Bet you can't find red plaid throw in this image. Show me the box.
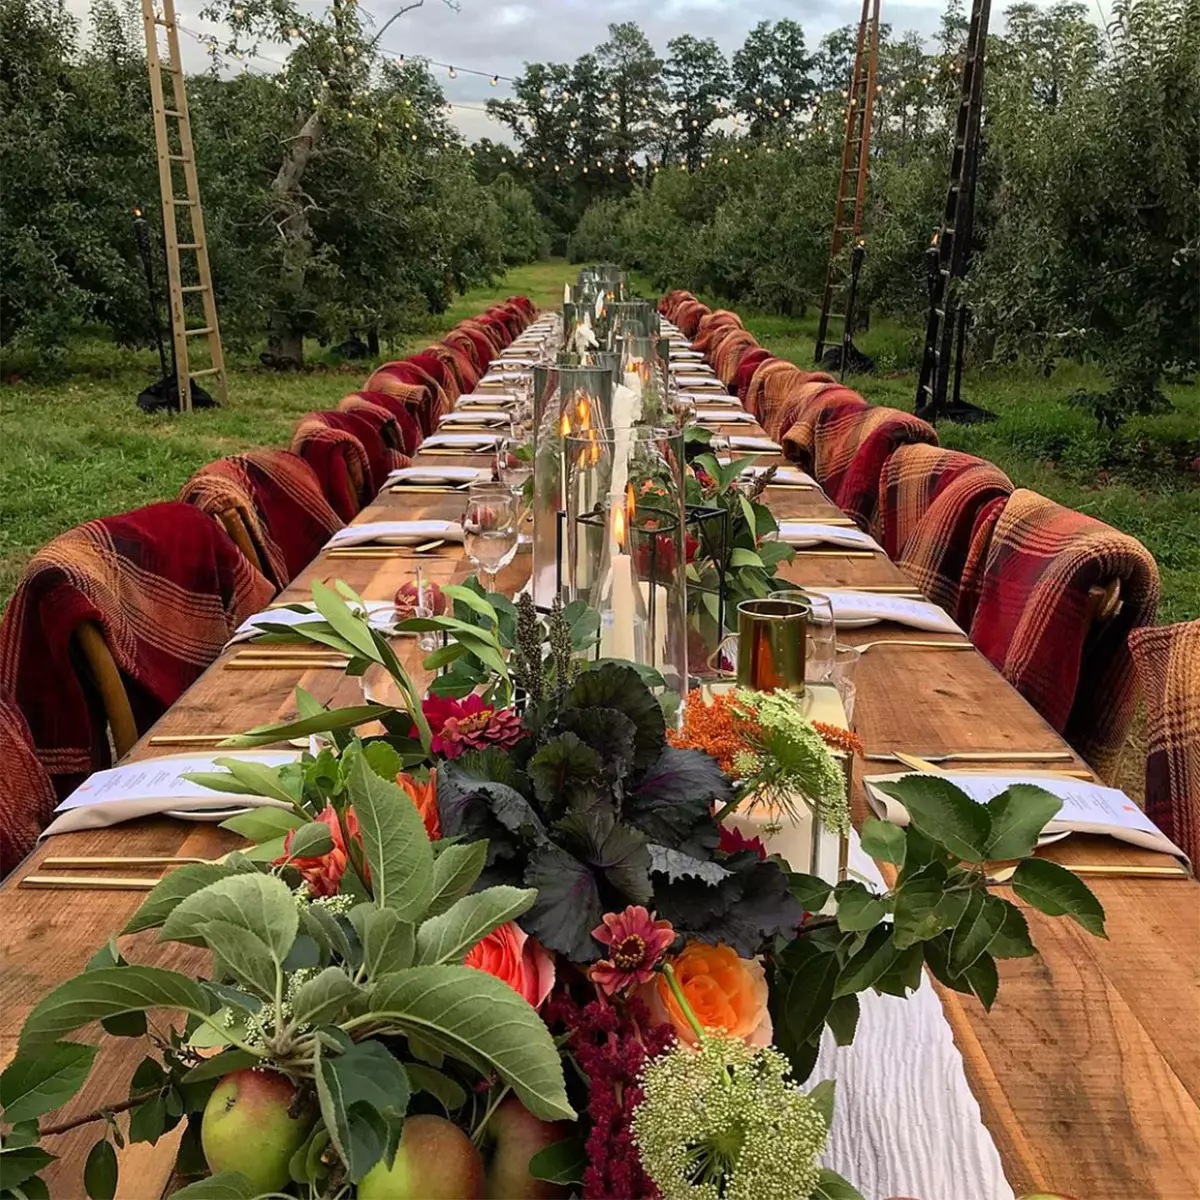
[342,389,423,457]
[875,444,1013,559]
[363,360,449,434]
[894,461,1013,627]
[179,450,344,590]
[0,502,272,796]
[430,342,480,396]
[0,690,58,875]
[291,417,372,520]
[733,348,774,403]
[676,300,709,338]
[693,311,744,355]
[1130,620,1200,862]
[971,489,1161,776]
[779,389,869,464]
[711,330,762,387]
[335,395,416,466]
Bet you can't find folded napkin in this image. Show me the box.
[696,408,756,424]
[439,410,511,428]
[684,392,741,407]
[674,370,718,382]
[718,459,817,487]
[456,392,516,409]
[727,435,783,453]
[228,600,398,646]
[670,350,704,360]
[387,464,487,486]
[492,356,538,367]
[777,523,882,551]
[42,751,299,836]
[326,520,464,548]
[805,589,965,634]
[419,431,501,452]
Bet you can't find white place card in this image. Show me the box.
[805,590,964,634]
[777,523,882,551]
[388,464,487,485]
[419,431,502,451]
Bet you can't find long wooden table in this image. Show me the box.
[2,357,1198,1199]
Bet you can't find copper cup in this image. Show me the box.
[736,598,810,694]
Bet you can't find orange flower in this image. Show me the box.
[464,921,556,1009]
[274,804,364,898]
[642,942,771,1047]
[668,689,760,775]
[396,770,440,840]
[812,721,863,757]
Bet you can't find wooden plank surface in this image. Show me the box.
[2,361,1198,1200]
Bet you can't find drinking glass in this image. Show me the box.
[462,483,519,590]
[497,436,534,544]
[832,645,861,724]
[769,589,837,682]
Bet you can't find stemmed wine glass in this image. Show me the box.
[497,436,534,544]
[462,482,519,592]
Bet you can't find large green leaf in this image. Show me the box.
[892,864,964,949]
[810,1166,866,1199]
[222,704,396,749]
[873,776,992,862]
[366,966,574,1121]
[311,579,383,662]
[291,968,363,1026]
[122,859,255,935]
[415,886,537,965]
[833,926,897,998]
[859,817,907,867]
[351,907,415,980]
[167,1172,261,1199]
[984,785,1062,860]
[348,752,434,919]
[405,1064,467,1115]
[219,808,305,843]
[425,841,489,917]
[20,967,213,1046]
[84,1138,118,1200]
[988,900,1037,959]
[315,1037,410,1182]
[0,1041,98,1123]
[1011,857,1107,937]
[562,662,665,770]
[834,881,889,932]
[160,873,299,963]
[203,921,279,1001]
[949,891,1008,974]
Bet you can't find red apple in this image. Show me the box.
[484,1095,573,1200]
[358,1115,484,1199]
[394,578,447,618]
[201,1068,313,1193]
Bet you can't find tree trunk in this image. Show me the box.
[264,106,323,369]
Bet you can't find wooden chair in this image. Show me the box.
[74,621,138,758]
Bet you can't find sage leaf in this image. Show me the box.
[1011,857,1107,937]
[311,579,383,662]
[0,1042,98,1124]
[122,861,253,936]
[352,907,415,979]
[368,965,574,1121]
[203,921,281,1000]
[425,841,488,916]
[287,822,335,859]
[20,967,212,1046]
[160,873,299,964]
[415,886,537,965]
[985,785,1062,860]
[219,808,304,843]
[349,752,434,919]
[291,968,362,1026]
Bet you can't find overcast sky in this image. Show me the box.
[71,0,1073,143]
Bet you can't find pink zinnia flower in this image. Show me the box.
[588,906,676,996]
[421,693,524,759]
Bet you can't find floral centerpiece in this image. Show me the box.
[0,584,1109,1200]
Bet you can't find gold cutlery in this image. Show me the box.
[328,538,447,556]
[816,585,923,594]
[987,861,1190,883]
[791,549,878,558]
[149,733,244,746]
[22,875,165,891]
[765,482,818,491]
[389,484,470,495]
[233,647,351,660]
[419,448,493,456]
[852,639,974,654]
[224,658,350,671]
[866,750,1075,764]
[43,855,218,869]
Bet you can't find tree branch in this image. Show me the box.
[39,1089,162,1138]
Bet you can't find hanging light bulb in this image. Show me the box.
[755,95,763,106]
[448,66,457,78]
[490,74,499,86]
[501,155,508,163]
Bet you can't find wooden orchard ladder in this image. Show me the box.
[140,0,227,411]
[813,0,880,366]
[914,0,992,423]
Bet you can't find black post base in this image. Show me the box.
[915,398,997,425]
[137,375,219,414]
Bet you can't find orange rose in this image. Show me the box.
[396,770,440,840]
[644,941,772,1047]
[464,921,555,1010]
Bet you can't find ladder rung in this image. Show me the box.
[180,284,209,293]
[163,109,183,118]
[168,154,192,163]
[185,326,214,337]
[189,367,222,378]
[167,198,198,206]
[177,243,201,250]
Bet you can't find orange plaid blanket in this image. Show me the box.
[0,503,272,795]
[971,489,1161,776]
[1130,620,1200,863]
[1,690,58,875]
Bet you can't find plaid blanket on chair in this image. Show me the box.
[971,489,1161,777]
[430,342,481,395]
[1,690,58,875]
[693,311,745,356]
[342,389,423,457]
[779,389,869,464]
[896,471,1012,627]
[179,450,344,591]
[711,330,762,387]
[0,502,272,796]
[291,417,372,520]
[320,407,409,495]
[1130,620,1200,863]
[732,348,774,403]
[675,300,710,338]
[363,362,447,435]
[875,445,1013,559]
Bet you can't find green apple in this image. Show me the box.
[201,1067,313,1193]
[358,1115,485,1200]
[484,1095,574,1200]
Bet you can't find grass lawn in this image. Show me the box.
[0,262,568,606]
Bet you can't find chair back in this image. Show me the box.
[971,489,1161,776]
[0,502,272,796]
[291,417,371,520]
[0,690,59,876]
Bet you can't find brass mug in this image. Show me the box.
[736,598,810,694]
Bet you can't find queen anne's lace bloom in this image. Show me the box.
[632,1037,829,1200]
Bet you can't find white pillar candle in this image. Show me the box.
[602,553,638,661]
[563,282,571,304]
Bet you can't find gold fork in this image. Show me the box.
[852,639,974,654]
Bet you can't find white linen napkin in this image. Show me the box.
[669,349,704,359]
[387,464,487,486]
[227,600,399,646]
[455,392,516,409]
[479,371,527,386]
[683,392,740,406]
[695,408,756,424]
[674,372,720,385]
[727,435,782,452]
[777,523,882,551]
[805,589,965,634]
[718,459,817,487]
[439,410,511,428]
[419,431,501,452]
[41,751,300,836]
[326,520,464,547]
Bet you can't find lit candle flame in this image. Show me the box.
[613,500,626,550]
[560,411,571,437]
[626,482,637,521]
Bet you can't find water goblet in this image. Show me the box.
[462,482,519,592]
